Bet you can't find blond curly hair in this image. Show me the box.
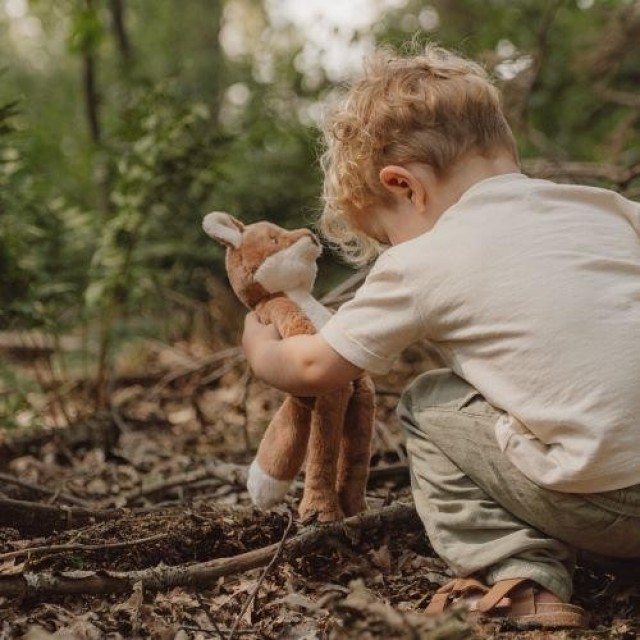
[319,44,518,265]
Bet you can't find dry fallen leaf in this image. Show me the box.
[114,580,144,619]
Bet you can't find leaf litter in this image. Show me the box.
[0,340,638,639]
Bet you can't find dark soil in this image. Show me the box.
[1,341,639,639]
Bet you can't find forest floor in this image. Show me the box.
[0,338,639,639]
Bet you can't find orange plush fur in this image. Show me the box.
[203,212,375,521]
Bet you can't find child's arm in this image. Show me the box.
[243,312,362,396]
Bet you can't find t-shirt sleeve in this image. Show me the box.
[320,252,424,375]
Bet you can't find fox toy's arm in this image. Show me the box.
[255,297,316,339]
[243,311,362,396]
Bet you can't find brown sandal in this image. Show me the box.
[425,577,589,629]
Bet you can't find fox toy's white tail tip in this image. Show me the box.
[247,460,292,509]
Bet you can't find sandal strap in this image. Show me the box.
[476,577,529,613]
[427,577,588,628]
[425,577,490,614]
[425,591,451,614]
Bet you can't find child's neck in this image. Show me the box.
[378,153,520,245]
[431,152,520,224]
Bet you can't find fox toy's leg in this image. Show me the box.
[337,374,375,517]
[247,396,312,509]
[298,389,351,522]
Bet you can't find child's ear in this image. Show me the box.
[379,165,427,210]
[202,211,244,249]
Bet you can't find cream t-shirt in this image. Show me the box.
[321,173,640,493]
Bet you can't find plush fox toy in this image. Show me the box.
[203,212,375,521]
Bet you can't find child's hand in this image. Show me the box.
[242,311,280,366]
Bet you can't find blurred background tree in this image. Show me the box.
[1,0,639,421]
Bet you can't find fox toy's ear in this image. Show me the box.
[202,211,244,249]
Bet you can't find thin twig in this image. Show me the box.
[523,159,640,185]
[154,347,243,391]
[227,509,294,640]
[320,268,369,307]
[201,358,242,385]
[196,592,226,640]
[0,532,168,562]
[20,332,63,429]
[596,84,640,110]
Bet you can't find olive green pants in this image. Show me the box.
[397,369,640,602]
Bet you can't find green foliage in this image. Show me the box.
[86,84,222,311]
[68,3,104,55]
[1,0,639,405]
[379,0,640,163]
[0,100,92,330]
[0,360,34,430]
[0,100,25,315]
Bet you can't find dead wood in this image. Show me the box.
[0,472,91,508]
[523,158,640,187]
[115,461,406,507]
[596,85,640,110]
[0,502,420,599]
[320,269,369,307]
[0,461,407,537]
[115,462,409,506]
[0,332,83,358]
[368,463,409,484]
[0,532,168,562]
[0,497,125,535]
[154,346,243,390]
[113,461,248,506]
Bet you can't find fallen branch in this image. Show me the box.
[0,532,168,562]
[596,85,640,110]
[523,158,640,186]
[368,463,409,484]
[320,269,369,307]
[154,346,243,391]
[0,332,83,358]
[0,471,91,508]
[0,502,420,598]
[0,497,125,535]
[116,460,406,507]
[113,461,248,507]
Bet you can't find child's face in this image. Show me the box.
[347,162,445,247]
[353,194,433,247]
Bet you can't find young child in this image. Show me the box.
[242,45,640,629]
